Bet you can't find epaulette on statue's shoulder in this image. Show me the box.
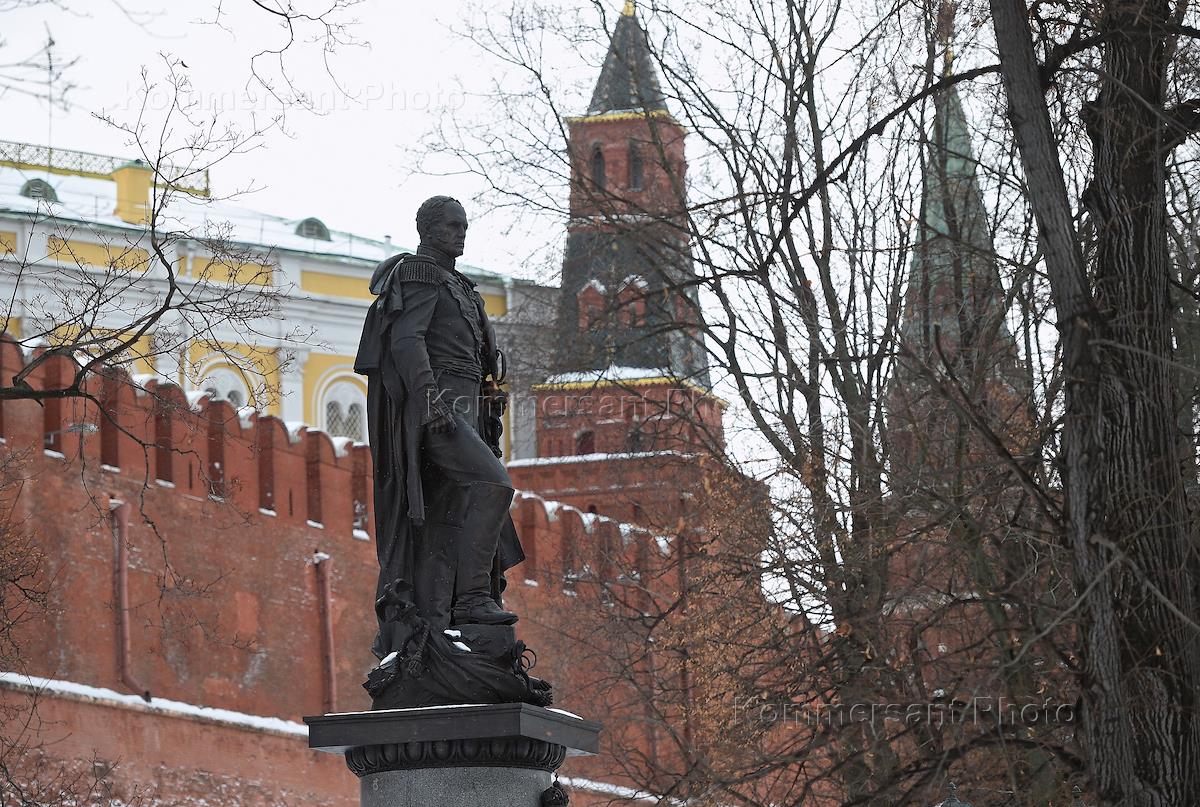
[395,256,444,285]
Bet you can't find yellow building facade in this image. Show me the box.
[0,140,539,455]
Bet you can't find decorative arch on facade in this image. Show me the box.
[319,376,367,442]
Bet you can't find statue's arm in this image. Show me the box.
[390,279,452,425]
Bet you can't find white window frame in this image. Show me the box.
[200,366,250,409]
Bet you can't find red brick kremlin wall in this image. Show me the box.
[0,340,673,806]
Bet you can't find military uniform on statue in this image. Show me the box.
[353,195,551,709]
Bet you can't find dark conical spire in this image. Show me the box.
[587,2,668,115]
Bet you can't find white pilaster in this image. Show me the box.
[278,347,309,425]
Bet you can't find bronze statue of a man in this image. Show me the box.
[354,196,525,666]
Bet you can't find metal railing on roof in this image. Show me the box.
[0,140,210,196]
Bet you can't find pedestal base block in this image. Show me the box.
[306,704,600,807]
[361,766,551,807]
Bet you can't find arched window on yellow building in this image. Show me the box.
[322,379,367,442]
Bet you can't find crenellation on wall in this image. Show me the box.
[0,338,372,546]
[0,340,672,588]
[304,427,348,530]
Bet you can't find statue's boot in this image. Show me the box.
[451,480,518,627]
[413,521,456,632]
[413,482,459,632]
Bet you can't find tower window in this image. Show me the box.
[627,426,644,452]
[628,142,644,190]
[590,145,606,191]
[576,430,595,455]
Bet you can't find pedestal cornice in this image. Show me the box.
[305,702,601,778]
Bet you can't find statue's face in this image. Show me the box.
[426,201,469,258]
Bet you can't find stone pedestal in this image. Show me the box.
[306,704,601,807]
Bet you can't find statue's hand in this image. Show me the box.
[422,396,458,435]
[426,409,458,434]
[482,380,509,416]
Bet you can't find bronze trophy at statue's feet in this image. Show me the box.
[354,196,550,710]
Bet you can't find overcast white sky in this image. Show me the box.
[2,0,601,281]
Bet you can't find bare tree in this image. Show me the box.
[420,0,1180,804]
[990,0,1200,803]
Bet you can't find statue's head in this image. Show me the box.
[415,195,468,258]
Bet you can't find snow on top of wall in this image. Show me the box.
[511,490,672,555]
[284,421,307,443]
[236,405,258,429]
[185,390,208,411]
[0,671,309,739]
[507,449,691,468]
[130,372,172,394]
[558,775,663,803]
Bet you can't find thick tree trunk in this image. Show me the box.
[990,0,1200,803]
[1082,3,1200,803]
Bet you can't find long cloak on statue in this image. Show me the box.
[354,252,524,659]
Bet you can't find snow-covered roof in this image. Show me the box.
[0,163,510,283]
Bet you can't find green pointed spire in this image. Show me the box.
[902,81,1011,359]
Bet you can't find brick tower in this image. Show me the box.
[511,0,724,531]
[553,0,707,385]
[879,60,1067,799]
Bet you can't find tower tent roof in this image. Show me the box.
[587,3,669,115]
[920,86,985,238]
[901,83,1011,357]
[886,82,1031,479]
